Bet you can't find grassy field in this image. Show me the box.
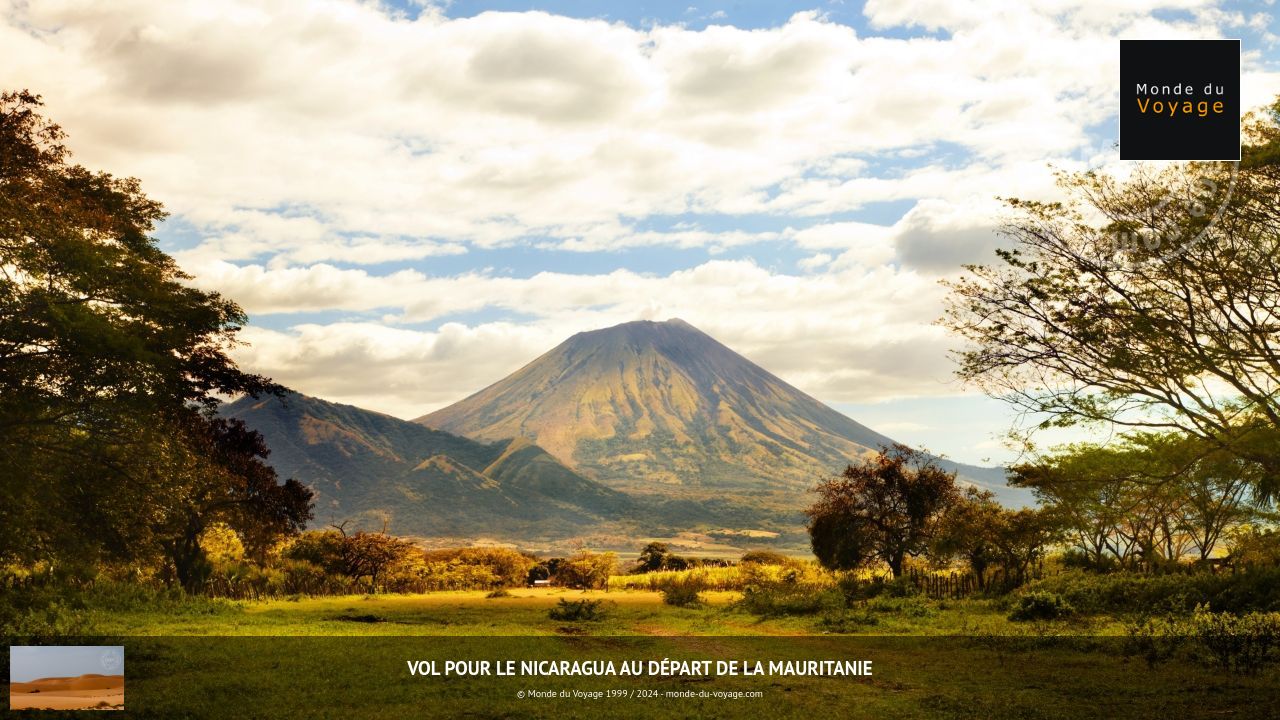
[6,588,1280,719]
[81,587,1123,637]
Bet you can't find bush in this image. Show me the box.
[1123,614,1187,668]
[818,608,879,632]
[740,550,793,566]
[737,584,843,617]
[1020,568,1280,615]
[882,575,921,598]
[867,595,934,618]
[485,588,511,599]
[658,573,708,607]
[1189,605,1280,675]
[1009,591,1074,621]
[548,598,608,622]
[1123,606,1280,675]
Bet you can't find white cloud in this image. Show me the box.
[5,0,1278,424]
[5,0,1271,260]
[212,257,952,417]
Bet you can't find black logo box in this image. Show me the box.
[1120,39,1240,161]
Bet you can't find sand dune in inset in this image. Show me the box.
[9,673,124,710]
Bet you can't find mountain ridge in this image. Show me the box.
[417,318,1025,506]
[222,392,634,539]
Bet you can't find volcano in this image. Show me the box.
[416,319,1021,508]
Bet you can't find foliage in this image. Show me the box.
[547,598,608,622]
[1008,591,1074,621]
[933,487,1054,590]
[1188,605,1280,674]
[635,542,675,572]
[555,551,617,590]
[1020,567,1280,615]
[657,572,708,607]
[739,550,794,566]
[942,106,1280,494]
[1123,613,1188,668]
[736,561,843,616]
[278,535,537,595]
[0,91,311,581]
[199,523,246,564]
[1228,525,1280,567]
[1012,433,1262,571]
[1125,606,1280,675]
[807,444,959,577]
[609,564,747,592]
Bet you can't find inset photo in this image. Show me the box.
[9,646,124,711]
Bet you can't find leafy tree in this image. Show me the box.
[0,90,311,575]
[942,99,1280,497]
[339,530,412,589]
[932,487,1004,589]
[806,445,959,578]
[1013,433,1264,569]
[557,551,617,589]
[990,508,1054,586]
[635,542,674,572]
[934,487,1054,588]
[158,416,313,589]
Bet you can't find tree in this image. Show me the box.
[0,90,311,573]
[1162,435,1260,561]
[158,417,313,589]
[339,530,412,589]
[557,551,617,589]
[806,445,959,578]
[933,487,1054,588]
[942,99,1280,498]
[635,542,674,573]
[932,487,1004,589]
[990,508,1054,586]
[1011,433,1263,569]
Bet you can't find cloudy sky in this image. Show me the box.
[4,0,1280,464]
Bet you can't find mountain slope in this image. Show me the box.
[223,392,633,538]
[417,319,1026,507]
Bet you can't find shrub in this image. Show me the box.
[740,550,793,566]
[819,608,879,632]
[485,588,511,599]
[1009,591,1074,621]
[1189,605,1280,675]
[882,575,922,598]
[1020,568,1280,615]
[1123,614,1188,668]
[867,595,934,618]
[738,584,843,617]
[1124,607,1280,675]
[658,573,708,607]
[548,598,608,622]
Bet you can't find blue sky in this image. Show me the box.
[10,646,124,683]
[5,0,1280,464]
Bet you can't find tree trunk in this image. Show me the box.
[888,552,905,578]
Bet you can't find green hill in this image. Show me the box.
[222,393,634,540]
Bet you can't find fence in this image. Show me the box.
[903,566,1042,600]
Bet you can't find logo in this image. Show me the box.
[1120,39,1241,160]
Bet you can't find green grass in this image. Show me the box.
[8,589,1277,719]
[79,587,1123,637]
